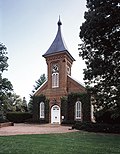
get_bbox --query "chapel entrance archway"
[51,105,60,124]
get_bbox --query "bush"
[95,110,120,124]
[0,115,9,123]
[6,112,33,123]
[73,122,120,134]
[61,120,75,125]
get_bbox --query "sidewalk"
[0,123,78,136]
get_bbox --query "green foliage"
[32,74,46,93]
[61,92,91,123]
[6,112,32,123]
[79,0,120,120]
[68,92,91,122]
[0,43,8,72]
[94,109,120,124]
[33,94,49,123]
[2,93,28,113]
[0,113,8,123]
[74,122,120,134]
[61,96,68,123]
[0,43,13,120]
[22,97,28,112]
[28,98,33,113]
[0,132,120,154]
[28,74,47,113]
[0,43,13,98]
[0,74,13,103]
[0,43,28,121]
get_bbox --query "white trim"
[75,101,82,120]
[32,80,48,96]
[40,102,45,119]
[91,104,94,120]
[52,72,59,88]
[67,75,85,87]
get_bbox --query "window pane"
[75,101,81,120]
[40,102,45,118]
[52,73,59,88]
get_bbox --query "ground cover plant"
[0,132,120,154]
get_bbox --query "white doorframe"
[51,105,60,124]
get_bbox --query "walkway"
[0,123,78,136]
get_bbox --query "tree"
[79,0,120,119]
[0,43,13,99]
[0,43,13,95]
[32,74,46,93]
[0,43,13,120]
[2,93,28,113]
[21,97,28,112]
[0,43,8,72]
[28,74,46,113]
[2,93,21,112]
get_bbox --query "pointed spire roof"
[43,17,75,61]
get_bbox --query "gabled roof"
[67,75,86,93]
[67,75,85,88]
[33,80,48,96]
[43,18,75,61]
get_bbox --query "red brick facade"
[35,52,86,96]
[34,18,86,124]
[34,52,86,123]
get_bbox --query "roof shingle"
[43,18,75,61]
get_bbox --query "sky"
[0,0,87,102]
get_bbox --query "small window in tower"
[67,65,70,75]
[52,73,59,88]
[52,64,59,88]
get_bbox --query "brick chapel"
[33,18,88,124]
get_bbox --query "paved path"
[0,123,78,136]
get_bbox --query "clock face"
[52,64,58,73]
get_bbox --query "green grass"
[0,132,120,154]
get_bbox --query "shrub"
[95,110,120,124]
[0,115,9,123]
[73,122,120,134]
[6,112,32,123]
[61,120,75,125]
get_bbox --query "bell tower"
[42,17,75,102]
[33,17,86,124]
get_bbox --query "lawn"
[0,132,120,154]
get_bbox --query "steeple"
[43,17,75,61]
[57,15,62,26]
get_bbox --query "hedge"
[95,110,120,124]
[0,115,9,123]
[73,122,120,134]
[6,112,32,123]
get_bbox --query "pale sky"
[0,0,87,102]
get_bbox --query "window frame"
[40,102,45,119]
[91,104,94,120]
[52,72,59,88]
[75,101,82,120]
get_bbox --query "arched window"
[52,72,59,88]
[75,101,82,120]
[40,102,45,119]
[52,64,59,88]
[91,104,94,121]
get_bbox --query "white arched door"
[51,105,60,124]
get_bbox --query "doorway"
[51,105,60,124]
